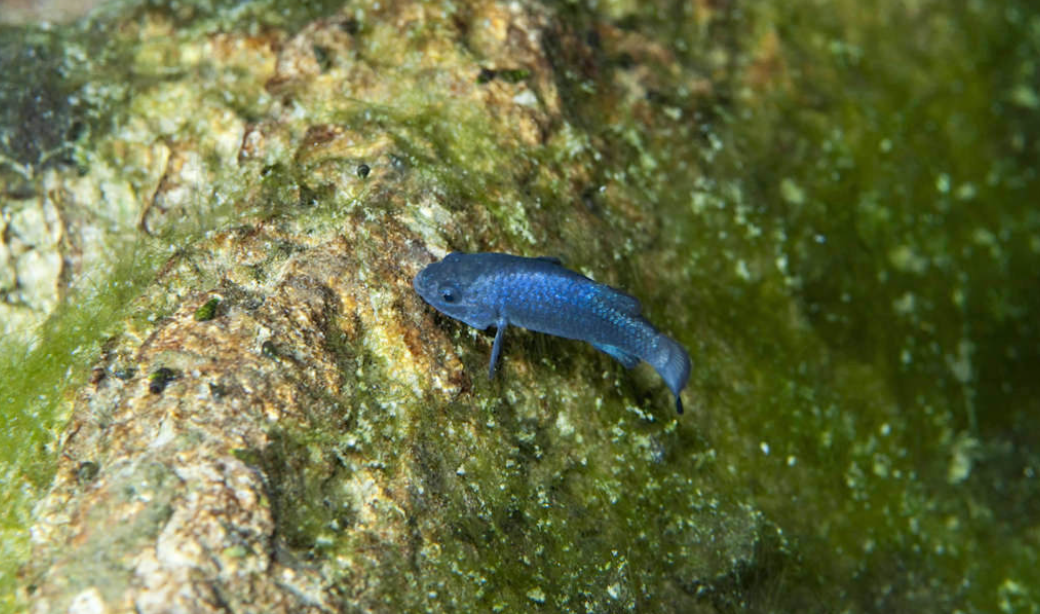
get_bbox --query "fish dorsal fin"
[534,256,563,265]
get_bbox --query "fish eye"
[439,283,460,303]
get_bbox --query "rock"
[14,1,770,612]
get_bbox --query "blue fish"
[413,252,691,413]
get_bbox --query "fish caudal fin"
[652,333,691,414]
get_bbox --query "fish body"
[413,252,691,413]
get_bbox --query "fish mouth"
[412,263,437,301]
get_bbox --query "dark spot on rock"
[76,461,100,484]
[476,67,496,84]
[209,382,228,400]
[149,367,176,394]
[66,120,86,143]
[261,340,279,358]
[585,29,601,49]
[339,19,360,35]
[114,366,137,381]
[388,153,408,171]
[194,297,221,321]
[299,183,332,207]
[581,185,603,213]
[90,367,106,386]
[356,163,370,178]
[312,45,332,72]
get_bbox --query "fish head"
[413,252,497,329]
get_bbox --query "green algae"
[251,318,772,610]
[147,366,177,393]
[193,296,221,321]
[0,237,164,608]
[666,0,1040,610]
[542,0,1040,610]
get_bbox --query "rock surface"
[15,1,766,612]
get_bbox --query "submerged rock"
[14,1,768,612]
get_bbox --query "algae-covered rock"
[10,1,768,612]
[3,0,1038,612]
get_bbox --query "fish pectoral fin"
[489,319,508,379]
[592,342,640,369]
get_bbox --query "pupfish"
[413,252,691,413]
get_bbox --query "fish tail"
[652,333,691,414]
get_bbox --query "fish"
[413,252,691,413]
